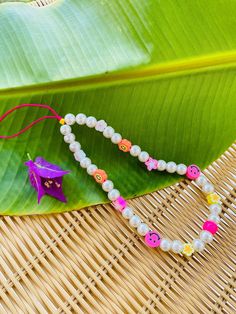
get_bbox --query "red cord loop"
[0,104,62,139]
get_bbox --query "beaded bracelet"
[60,113,222,257]
[0,104,221,257]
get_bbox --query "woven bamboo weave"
[0,1,235,313]
[0,139,235,314]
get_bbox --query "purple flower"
[25,157,70,204]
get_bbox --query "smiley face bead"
[118,139,132,152]
[93,169,108,184]
[144,231,161,248]
[186,164,201,180]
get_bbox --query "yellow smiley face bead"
[182,243,194,257]
[206,193,221,205]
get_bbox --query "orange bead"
[118,139,132,152]
[93,169,107,184]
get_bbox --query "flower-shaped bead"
[182,243,194,256]
[145,157,158,171]
[112,196,127,212]
[118,139,132,152]
[93,169,107,184]
[206,193,221,205]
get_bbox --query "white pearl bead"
[60,124,71,135]
[102,180,114,192]
[157,160,166,171]
[64,133,75,144]
[192,239,205,252]
[129,215,141,228]
[176,164,187,175]
[208,214,220,224]
[111,133,122,144]
[171,240,184,253]
[202,183,214,194]
[103,126,115,138]
[64,113,75,125]
[130,145,141,157]
[76,113,87,125]
[69,141,81,152]
[209,204,222,215]
[95,120,107,132]
[87,164,98,175]
[138,151,149,162]
[80,157,91,168]
[108,189,120,201]
[195,174,207,187]
[74,150,86,162]
[166,161,177,173]
[122,207,133,219]
[160,238,172,251]
[200,230,213,243]
[137,223,149,236]
[86,116,97,128]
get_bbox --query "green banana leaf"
[0,0,235,215]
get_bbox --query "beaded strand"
[60,113,222,257]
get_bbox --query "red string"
[0,104,63,139]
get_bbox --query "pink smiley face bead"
[186,164,200,180]
[144,231,161,248]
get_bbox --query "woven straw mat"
[1,1,236,313]
[0,138,235,314]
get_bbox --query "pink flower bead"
[112,196,127,212]
[186,164,200,180]
[144,231,161,248]
[145,157,158,171]
[202,220,218,235]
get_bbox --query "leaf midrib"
[1,50,236,97]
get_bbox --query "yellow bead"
[207,193,221,205]
[59,118,65,125]
[182,243,194,256]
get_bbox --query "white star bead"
[87,164,98,175]
[129,215,141,228]
[64,133,75,144]
[86,116,97,128]
[103,126,115,138]
[64,113,75,125]
[122,207,133,219]
[138,151,149,162]
[69,141,81,152]
[76,113,87,125]
[130,145,141,157]
[166,161,177,173]
[108,189,120,201]
[102,180,114,192]
[176,164,187,175]
[157,160,166,171]
[60,124,71,135]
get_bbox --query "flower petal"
[34,157,70,178]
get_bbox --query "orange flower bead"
[93,169,107,184]
[118,139,132,152]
